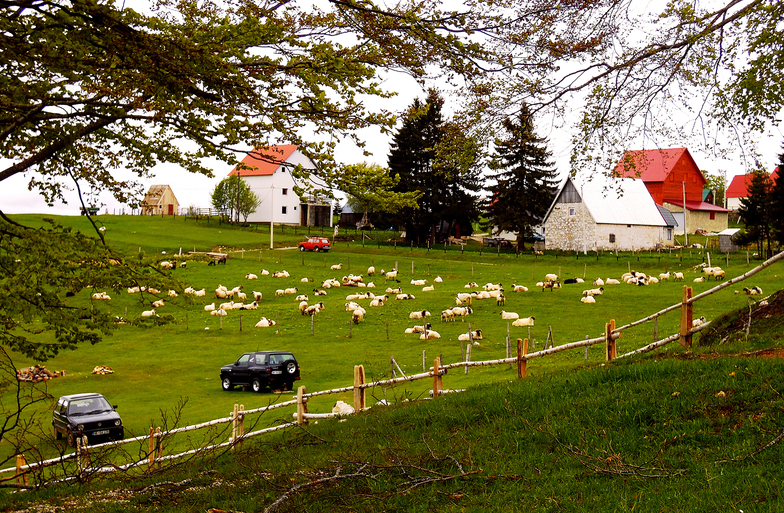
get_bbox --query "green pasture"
[2,215,782,469]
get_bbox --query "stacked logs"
[92,365,114,375]
[16,365,65,382]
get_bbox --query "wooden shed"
[141,185,180,215]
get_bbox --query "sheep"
[673,272,685,281]
[300,277,310,283]
[441,309,455,322]
[419,329,441,340]
[168,290,178,298]
[253,291,263,301]
[236,291,247,301]
[452,306,472,320]
[314,289,327,296]
[512,316,535,327]
[487,289,503,298]
[580,296,596,304]
[151,299,165,308]
[409,310,431,320]
[422,285,435,292]
[351,309,364,324]
[284,287,298,295]
[147,288,161,295]
[692,316,707,328]
[295,294,309,301]
[179,261,187,268]
[464,282,479,288]
[240,301,258,310]
[367,266,375,275]
[659,272,670,281]
[396,293,416,300]
[215,287,229,299]
[365,282,375,288]
[545,273,558,282]
[159,261,174,270]
[535,281,544,288]
[219,301,234,310]
[385,269,398,280]
[305,302,325,315]
[648,277,659,284]
[211,309,228,317]
[693,276,704,283]
[496,294,506,306]
[345,301,362,311]
[91,292,111,300]
[299,301,309,314]
[605,278,621,285]
[245,273,258,280]
[183,286,195,295]
[191,288,206,297]
[512,284,528,293]
[368,298,384,307]
[141,309,157,317]
[434,276,443,283]
[275,289,285,297]
[744,286,763,295]
[272,270,290,278]
[501,311,519,320]
[411,279,427,286]
[255,317,276,327]
[702,267,725,280]
[231,301,244,309]
[458,329,483,342]
[331,263,343,271]
[204,303,216,312]
[542,281,561,292]
[593,278,605,287]
[386,287,402,294]
[582,287,603,297]
[483,282,502,291]
[405,325,428,334]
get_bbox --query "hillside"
[3,285,783,512]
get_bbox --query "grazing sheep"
[512,316,535,327]
[422,285,435,292]
[582,287,603,297]
[512,284,528,293]
[441,309,455,322]
[692,316,707,328]
[151,299,165,308]
[295,294,309,301]
[141,309,157,317]
[458,329,483,342]
[542,281,561,292]
[452,306,472,320]
[593,278,605,287]
[500,311,519,320]
[385,269,398,280]
[580,296,596,304]
[211,309,228,316]
[179,261,187,268]
[245,273,258,280]
[160,261,174,270]
[351,309,364,324]
[204,303,216,312]
[299,301,309,314]
[253,291,263,301]
[605,278,621,285]
[420,329,441,340]
[673,272,685,281]
[434,276,443,283]
[496,294,506,306]
[331,263,343,271]
[409,310,431,320]
[367,266,375,275]
[744,286,763,295]
[236,291,247,301]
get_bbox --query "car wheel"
[251,377,263,393]
[284,380,295,391]
[285,361,297,375]
[222,377,233,391]
[299,246,305,252]
[66,432,76,448]
[313,246,320,252]
[55,429,62,440]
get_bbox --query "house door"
[168,204,174,215]
[300,204,307,226]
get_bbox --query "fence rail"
[3,251,781,486]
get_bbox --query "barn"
[542,177,676,252]
[141,185,180,216]
[726,167,780,211]
[614,147,728,234]
[228,145,332,227]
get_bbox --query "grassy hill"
[1,215,782,510]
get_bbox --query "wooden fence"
[2,250,782,486]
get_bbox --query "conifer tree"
[736,170,773,257]
[769,142,784,246]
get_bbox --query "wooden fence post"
[464,344,471,374]
[148,427,157,470]
[432,357,443,397]
[77,436,88,477]
[517,338,529,378]
[155,427,162,469]
[237,406,244,449]
[680,286,694,347]
[15,455,27,486]
[296,386,308,425]
[353,365,366,412]
[605,319,616,360]
[231,404,239,445]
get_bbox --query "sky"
[1,1,782,216]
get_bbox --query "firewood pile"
[16,365,65,382]
[92,365,114,375]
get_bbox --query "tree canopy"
[339,163,420,228]
[211,176,261,222]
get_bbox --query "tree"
[211,176,260,222]
[387,90,482,242]
[703,172,727,207]
[339,163,420,228]
[485,104,558,250]
[770,143,784,246]
[736,170,773,256]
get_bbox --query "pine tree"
[485,103,558,250]
[770,142,784,247]
[736,170,773,257]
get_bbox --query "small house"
[141,185,179,215]
[228,145,332,227]
[726,167,780,211]
[542,177,676,251]
[718,228,741,253]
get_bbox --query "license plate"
[93,430,110,436]
[272,370,282,375]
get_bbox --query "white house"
[228,145,332,226]
[542,177,677,251]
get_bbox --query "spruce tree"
[485,103,558,250]
[770,142,784,247]
[736,170,773,257]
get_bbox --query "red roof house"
[614,148,728,235]
[726,167,780,210]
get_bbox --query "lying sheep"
[744,286,763,295]
[168,290,178,298]
[605,278,621,285]
[305,302,325,315]
[500,311,519,320]
[396,293,416,300]
[313,289,327,296]
[434,276,443,283]
[580,296,596,304]
[582,287,603,297]
[593,278,604,286]
[464,282,479,288]
[386,287,402,294]
[204,303,215,311]
[141,309,157,317]
[299,301,309,314]
[411,279,427,286]
[693,276,704,283]
[211,309,228,316]
[295,294,308,301]
[345,301,361,311]
[240,301,258,310]
[404,325,428,334]
[419,329,441,340]
[261,269,270,276]
[92,292,111,300]
[512,284,528,293]
[331,263,343,271]
[151,299,165,308]
[245,273,258,280]
[284,287,298,295]
[369,298,385,307]
[512,316,535,327]
[692,316,707,328]
[409,310,431,320]
[458,329,483,342]
[422,285,435,292]
[254,317,276,327]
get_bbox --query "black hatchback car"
[52,393,124,447]
[220,351,301,392]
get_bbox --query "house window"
[568,208,576,216]
[282,188,288,195]
[609,234,616,243]
[282,206,287,214]
[294,206,297,211]
[627,224,631,228]
[667,228,672,240]
[710,212,715,220]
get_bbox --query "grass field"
[2,215,782,473]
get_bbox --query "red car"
[298,237,331,252]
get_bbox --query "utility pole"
[682,181,688,247]
[235,171,241,223]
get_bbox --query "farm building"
[141,185,180,215]
[228,145,332,227]
[725,167,780,211]
[542,177,676,252]
[613,147,728,234]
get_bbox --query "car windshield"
[68,396,112,416]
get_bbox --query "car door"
[231,353,253,385]
[52,398,68,433]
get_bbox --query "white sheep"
[331,263,343,271]
[284,287,297,295]
[659,272,670,281]
[366,282,376,288]
[693,276,704,283]
[151,299,165,308]
[512,316,535,327]
[692,316,707,328]
[367,266,375,275]
[351,309,364,324]
[409,310,431,320]
[245,273,258,280]
[211,309,228,316]
[452,306,472,320]
[545,273,558,282]
[261,269,270,276]
[253,291,263,301]
[386,287,402,294]
[422,285,435,292]
[411,279,427,286]
[385,269,398,280]
[204,303,215,312]
[91,292,111,300]
[464,282,479,288]
[405,325,428,334]
[512,284,528,293]
[501,311,519,320]
[673,272,685,281]
[580,296,596,304]
[219,301,234,310]
[434,276,443,283]
[441,309,455,322]
[345,301,361,311]
[141,309,157,317]
[275,289,285,297]
[183,286,195,294]
[648,277,659,284]
[240,301,258,310]
[458,329,483,341]
[299,301,309,314]
[744,286,763,295]
[419,329,441,340]
[369,298,385,307]
[593,278,605,287]
[582,287,603,297]
[236,291,247,301]
[255,317,276,327]
[305,303,324,316]
[295,294,309,301]
[168,290,178,298]
[396,293,415,300]
[147,288,160,295]
[605,278,621,285]
[314,289,327,296]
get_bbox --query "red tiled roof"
[614,148,692,181]
[663,199,729,213]
[726,167,781,198]
[229,145,298,177]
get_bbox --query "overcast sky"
[2,1,782,216]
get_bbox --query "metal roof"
[579,178,667,226]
